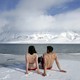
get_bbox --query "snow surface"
[0,53,80,80]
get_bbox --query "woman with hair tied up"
[25,46,40,74]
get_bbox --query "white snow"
[0,31,80,43]
[0,53,80,80]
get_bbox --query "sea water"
[0,44,80,55]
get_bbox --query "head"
[28,46,37,55]
[47,46,53,53]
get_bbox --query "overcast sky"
[0,0,80,34]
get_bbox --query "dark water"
[0,44,80,55]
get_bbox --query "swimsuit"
[28,67,37,70]
[28,63,37,70]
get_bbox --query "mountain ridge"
[0,31,80,43]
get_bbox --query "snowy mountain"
[0,31,80,43]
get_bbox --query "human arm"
[42,64,47,76]
[55,54,66,72]
[25,54,29,74]
[42,55,47,76]
[36,55,40,74]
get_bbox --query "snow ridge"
[0,31,80,43]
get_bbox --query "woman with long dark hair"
[25,46,40,74]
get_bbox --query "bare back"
[26,53,38,69]
[44,52,56,68]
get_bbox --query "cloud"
[17,0,72,10]
[52,8,80,33]
[0,0,80,34]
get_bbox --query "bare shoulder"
[52,52,57,57]
[53,52,56,55]
[34,53,38,56]
[43,53,48,59]
[34,53,38,57]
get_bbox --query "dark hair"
[47,46,53,53]
[28,46,37,55]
